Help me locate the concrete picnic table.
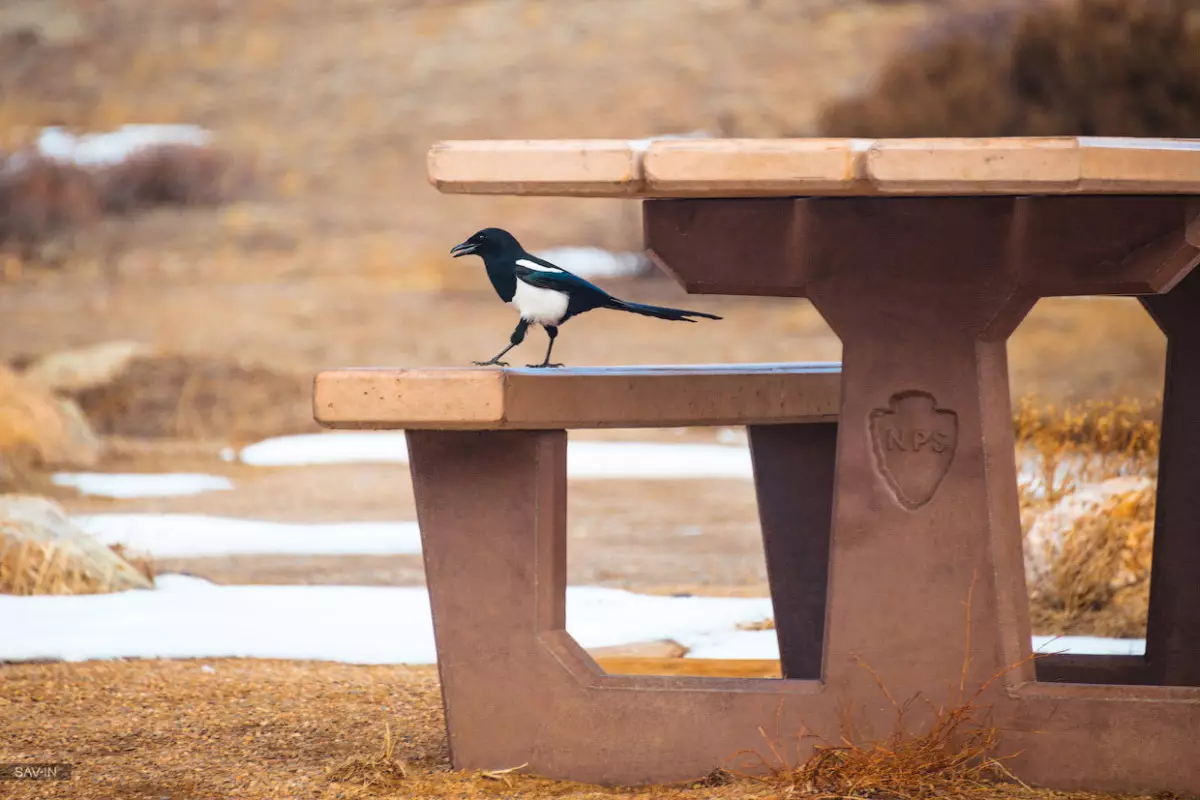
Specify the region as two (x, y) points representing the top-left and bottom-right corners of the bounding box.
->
(321, 137), (1200, 794)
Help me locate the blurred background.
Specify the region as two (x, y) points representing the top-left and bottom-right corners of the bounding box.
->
(1, 0), (1194, 638)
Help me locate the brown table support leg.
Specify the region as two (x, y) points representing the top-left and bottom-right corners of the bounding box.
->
(769, 197), (1036, 725)
(1142, 267), (1200, 687)
(645, 195), (1200, 794)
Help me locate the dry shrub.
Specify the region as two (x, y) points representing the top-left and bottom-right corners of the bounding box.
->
(0, 362), (101, 469)
(0, 534), (155, 596)
(1014, 395), (1159, 504)
(97, 143), (243, 214)
(72, 354), (316, 441)
(1, 141), (248, 267)
(1012, 397), (1159, 636)
(0, 152), (101, 263)
(1027, 483), (1154, 637)
(1013, 395), (1160, 458)
(820, 0), (1200, 138)
(751, 708), (1010, 800)
(324, 722), (409, 790)
(736, 586), (1038, 800)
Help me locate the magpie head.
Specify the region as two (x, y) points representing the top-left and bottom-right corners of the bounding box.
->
(450, 227), (522, 260)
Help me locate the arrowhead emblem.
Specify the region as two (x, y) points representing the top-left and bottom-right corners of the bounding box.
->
(869, 391), (958, 510)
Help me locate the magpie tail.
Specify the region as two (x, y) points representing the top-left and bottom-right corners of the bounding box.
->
(605, 297), (722, 322)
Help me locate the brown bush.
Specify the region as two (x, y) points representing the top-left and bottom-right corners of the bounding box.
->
(0, 152), (101, 262)
(97, 143), (241, 214)
(1, 141), (247, 266)
(819, 0), (1200, 138)
(72, 354), (317, 441)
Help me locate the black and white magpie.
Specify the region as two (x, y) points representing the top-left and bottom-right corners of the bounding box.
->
(450, 227), (722, 368)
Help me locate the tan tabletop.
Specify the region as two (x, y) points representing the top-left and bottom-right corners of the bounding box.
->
(428, 136), (1200, 197)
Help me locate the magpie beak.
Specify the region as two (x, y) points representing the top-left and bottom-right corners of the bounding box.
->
(450, 241), (476, 258)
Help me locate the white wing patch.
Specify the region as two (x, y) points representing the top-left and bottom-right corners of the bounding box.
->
(516, 257), (563, 273)
(510, 278), (569, 325)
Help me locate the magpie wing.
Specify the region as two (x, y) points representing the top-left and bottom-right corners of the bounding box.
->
(513, 257), (612, 304)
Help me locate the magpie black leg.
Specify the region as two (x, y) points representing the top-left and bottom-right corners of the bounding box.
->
(528, 325), (564, 368)
(474, 319), (528, 367)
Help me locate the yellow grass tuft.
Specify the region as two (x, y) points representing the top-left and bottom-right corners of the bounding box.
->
(0, 532), (155, 595)
(1014, 394), (1160, 505)
(324, 722), (410, 790)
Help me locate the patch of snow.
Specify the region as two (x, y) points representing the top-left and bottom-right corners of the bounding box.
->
(0, 579), (769, 665)
(0, 578), (1145, 665)
(239, 432), (754, 479)
(1032, 635), (1145, 656)
(566, 587), (774, 652)
(52, 473), (234, 499)
(531, 247), (650, 279)
(73, 514), (422, 558)
(36, 124), (213, 168)
(239, 432), (408, 467)
(682, 628), (782, 660)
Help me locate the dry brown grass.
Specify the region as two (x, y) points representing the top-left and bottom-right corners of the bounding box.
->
(0, 534), (155, 595)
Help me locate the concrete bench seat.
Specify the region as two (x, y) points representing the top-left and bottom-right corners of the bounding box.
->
(314, 363), (840, 430)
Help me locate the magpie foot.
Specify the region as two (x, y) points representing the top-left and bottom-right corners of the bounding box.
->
(472, 359), (509, 367)
(526, 362), (564, 369)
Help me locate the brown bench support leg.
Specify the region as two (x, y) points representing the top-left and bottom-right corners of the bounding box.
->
(407, 426), (842, 785)
(748, 422), (837, 679)
(407, 429), (568, 769)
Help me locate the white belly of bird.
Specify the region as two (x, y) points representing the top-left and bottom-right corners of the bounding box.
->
(510, 280), (569, 325)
